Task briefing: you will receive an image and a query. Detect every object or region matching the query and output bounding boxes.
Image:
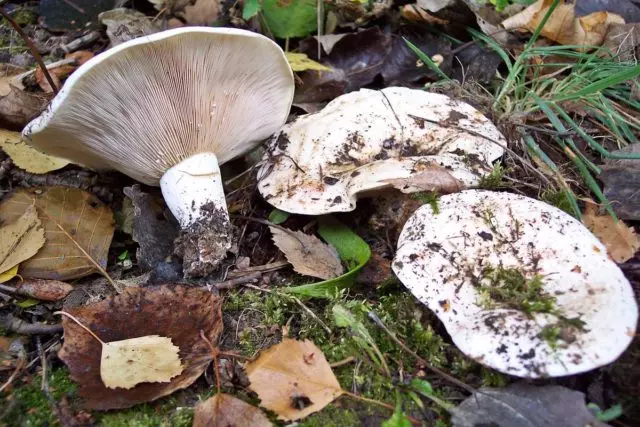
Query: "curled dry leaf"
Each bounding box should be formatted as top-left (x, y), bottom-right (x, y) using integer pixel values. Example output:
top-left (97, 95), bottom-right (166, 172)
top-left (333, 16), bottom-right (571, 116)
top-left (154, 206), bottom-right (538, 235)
top-left (193, 393), bottom-right (272, 427)
top-left (270, 227), bottom-right (344, 280)
top-left (0, 70), bottom-right (52, 131)
top-left (583, 201), bottom-right (640, 263)
top-left (245, 337), bottom-right (343, 421)
top-left (58, 285), bottom-right (222, 409)
top-left (382, 164), bottom-right (464, 194)
top-left (0, 205), bottom-right (45, 275)
top-left (0, 129), bottom-right (70, 174)
top-left (15, 278), bottom-right (73, 301)
top-left (502, 0), bottom-right (624, 46)
top-left (0, 187), bottom-right (115, 280)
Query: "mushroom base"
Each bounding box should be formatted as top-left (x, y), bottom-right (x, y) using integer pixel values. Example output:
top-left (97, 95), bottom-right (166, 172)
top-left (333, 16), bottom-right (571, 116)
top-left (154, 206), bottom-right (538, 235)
top-left (174, 202), bottom-right (233, 278)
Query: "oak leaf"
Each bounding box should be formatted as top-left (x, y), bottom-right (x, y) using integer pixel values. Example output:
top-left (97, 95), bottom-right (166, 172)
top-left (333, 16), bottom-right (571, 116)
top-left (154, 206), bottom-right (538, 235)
top-left (58, 285), bottom-right (223, 409)
top-left (270, 227), bottom-right (344, 280)
top-left (0, 205), bottom-right (45, 275)
top-left (0, 129), bottom-right (70, 173)
top-left (583, 201), bottom-right (640, 263)
top-left (193, 393), bottom-right (272, 427)
top-left (245, 338), bottom-right (343, 421)
top-left (0, 187), bottom-right (115, 280)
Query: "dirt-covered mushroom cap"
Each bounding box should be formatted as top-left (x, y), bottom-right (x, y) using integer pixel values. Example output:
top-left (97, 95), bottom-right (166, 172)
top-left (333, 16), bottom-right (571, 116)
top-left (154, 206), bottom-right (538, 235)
top-left (257, 87), bottom-right (505, 215)
top-left (392, 190), bottom-right (638, 378)
top-left (23, 27), bottom-right (294, 276)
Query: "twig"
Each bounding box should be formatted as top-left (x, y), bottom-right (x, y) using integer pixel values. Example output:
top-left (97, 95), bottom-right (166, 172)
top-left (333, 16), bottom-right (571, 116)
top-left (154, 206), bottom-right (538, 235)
top-left (200, 330), bottom-right (221, 394)
top-left (0, 6), bottom-right (59, 94)
top-left (214, 272), bottom-right (262, 290)
top-left (2, 314), bottom-right (62, 335)
top-left (37, 337), bottom-right (68, 427)
top-left (227, 260), bottom-right (289, 278)
top-left (330, 356), bottom-right (355, 368)
top-left (218, 350), bottom-right (252, 361)
top-left (230, 215), bottom-right (312, 253)
top-left (368, 312), bottom-right (476, 394)
top-left (0, 355), bottom-right (24, 393)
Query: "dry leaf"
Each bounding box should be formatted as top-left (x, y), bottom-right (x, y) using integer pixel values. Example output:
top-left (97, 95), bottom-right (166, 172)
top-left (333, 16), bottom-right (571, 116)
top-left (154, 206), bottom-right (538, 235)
top-left (181, 0), bottom-right (221, 25)
top-left (58, 285), bottom-right (223, 409)
top-left (382, 165), bottom-right (465, 194)
top-left (0, 69), bottom-right (52, 130)
top-left (0, 265), bottom-right (19, 284)
top-left (0, 129), bottom-right (70, 173)
top-left (0, 187), bottom-right (115, 280)
top-left (193, 393), bottom-right (272, 427)
top-left (14, 278), bottom-right (73, 301)
top-left (502, 0), bottom-right (624, 46)
top-left (0, 205), bottom-right (45, 275)
top-left (245, 338), bottom-right (343, 421)
top-left (285, 52), bottom-right (332, 72)
top-left (36, 51), bottom-right (94, 93)
top-left (270, 227), bottom-right (344, 280)
top-left (583, 201), bottom-right (640, 263)
top-left (101, 336), bottom-right (183, 389)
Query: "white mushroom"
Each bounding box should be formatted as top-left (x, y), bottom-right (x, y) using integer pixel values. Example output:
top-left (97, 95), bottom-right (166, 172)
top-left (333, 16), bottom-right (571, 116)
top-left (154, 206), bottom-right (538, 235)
top-left (392, 190), bottom-right (638, 378)
top-left (22, 27), bottom-right (294, 277)
top-left (257, 87), bottom-right (505, 215)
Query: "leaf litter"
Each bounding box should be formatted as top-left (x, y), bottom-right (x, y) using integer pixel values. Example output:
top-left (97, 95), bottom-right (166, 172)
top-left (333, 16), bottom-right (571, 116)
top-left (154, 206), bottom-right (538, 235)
top-left (0, 204), bottom-right (45, 275)
top-left (193, 393), bottom-right (272, 427)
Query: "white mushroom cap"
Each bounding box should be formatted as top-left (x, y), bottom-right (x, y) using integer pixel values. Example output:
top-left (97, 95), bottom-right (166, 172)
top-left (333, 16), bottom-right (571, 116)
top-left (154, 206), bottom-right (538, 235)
top-left (392, 190), bottom-right (638, 378)
top-left (23, 27), bottom-right (294, 186)
top-left (257, 87), bottom-right (505, 215)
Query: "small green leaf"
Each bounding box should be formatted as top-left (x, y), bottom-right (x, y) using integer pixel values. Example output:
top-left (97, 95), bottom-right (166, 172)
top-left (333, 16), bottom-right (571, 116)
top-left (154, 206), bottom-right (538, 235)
top-left (117, 250), bottom-right (129, 261)
top-left (243, 0), bottom-right (261, 20)
top-left (410, 378), bottom-right (434, 397)
top-left (262, 0), bottom-right (317, 39)
top-left (382, 404), bottom-right (412, 427)
top-left (588, 403), bottom-right (624, 422)
top-left (16, 298), bottom-right (39, 308)
top-left (285, 216), bottom-right (371, 298)
top-left (268, 208), bottom-right (290, 225)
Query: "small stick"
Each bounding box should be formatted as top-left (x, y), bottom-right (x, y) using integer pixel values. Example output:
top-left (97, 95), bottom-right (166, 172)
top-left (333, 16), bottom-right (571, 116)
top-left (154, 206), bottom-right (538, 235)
top-left (200, 330), bottom-right (221, 394)
top-left (214, 272), bottom-right (262, 290)
top-left (54, 311), bottom-right (105, 344)
top-left (330, 356), bottom-right (355, 368)
top-left (0, 6), bottom-right (59, 94)
top-left (2, 314), bottom-right (62, 335)
top-left (227, 260), bottom-right (289, 277)
top-left (0, 355), bottom-right (24, 393)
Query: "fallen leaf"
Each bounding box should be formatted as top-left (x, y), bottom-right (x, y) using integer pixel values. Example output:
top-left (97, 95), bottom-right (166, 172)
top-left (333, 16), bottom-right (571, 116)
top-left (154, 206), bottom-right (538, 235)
top-left (14, 278), bottom-right (73, 301)
top-left (0, 265), bottom-right (19, 284)
top-left (502, 0), bottom-right (625, 47)
top-left (285, 52), bottom-right (332, 72)
top-left (101, 335), bottom-right (183, 389)
top-left (58, 285), bottom-right (222, 409)
top-left (193, 393), bottom-right (272, 427)
top-left (583, 201), bottom-right (640, 263)
top-left (382, 165), bottom-right (465, 194)
top-left (451, 383), bottom-right (608, 427)
top-left (270, 226), bottom-right (344, 280)
top-left (0, 205), bottom-right (46, 275)
top-left (402, 4), bottom-right (450, 25)
top-left (0, 73), bottom-right (52, 131)
top-left (39, 0), bottom-right (120, 31)
top-left (0, 129), bottom-right (70, 173)
top-left (123, 185), bottom-right (179, 271)
top-left (181, 0), bottom-right (221, 25)
top-left (0, 187), bottom-right (115, 280)
top-left (245, 338), bottom-right (343, 421)
top-left (99, 8), bottom-right (162, 46)
top-left (575, 0), bottom-right (640, 23)
top-left (417, 0), bottom-right (456, 12)
top-left (600, 144), bottom-right (640, 220)
top-left (262, 0), bottom-right (317, 39)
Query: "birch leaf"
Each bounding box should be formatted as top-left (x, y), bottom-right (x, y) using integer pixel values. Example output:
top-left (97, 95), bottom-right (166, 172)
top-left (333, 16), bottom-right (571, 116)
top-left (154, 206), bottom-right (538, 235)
top-left (193, 393), bottom-right (272, 427)
top-left (0, 205), bottom-right (45, 274)
top-left (0, 129), bottom-right (69, 174)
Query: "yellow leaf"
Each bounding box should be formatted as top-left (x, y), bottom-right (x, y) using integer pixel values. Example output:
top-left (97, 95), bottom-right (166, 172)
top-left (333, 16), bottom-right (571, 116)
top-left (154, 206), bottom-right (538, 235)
top-left (0, 265), bottom-right (19, 283)
top-left (0, 129), bottom-right (70, 174)
top-left (583, 201), bottom-right (640, 263)
top-left (100, 335), bottom-right (183, 389)
top-left (0, 205), bottom-right (45, 275)
top-left (245, 338), bottom-right (343, 421)
top-left (285, 52), bottom-right (332, 72)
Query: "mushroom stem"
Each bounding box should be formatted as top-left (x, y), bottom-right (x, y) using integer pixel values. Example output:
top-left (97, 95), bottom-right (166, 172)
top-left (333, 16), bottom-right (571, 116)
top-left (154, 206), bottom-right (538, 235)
top-left (160, 152), bottom-right (228, 229)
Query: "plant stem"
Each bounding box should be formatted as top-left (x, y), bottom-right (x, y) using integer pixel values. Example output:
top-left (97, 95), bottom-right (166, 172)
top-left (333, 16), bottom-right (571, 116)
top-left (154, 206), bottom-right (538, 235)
top-left (342, 390), bottom-right (421, 424)
top-left (54, 311), bottom-right (105, 344)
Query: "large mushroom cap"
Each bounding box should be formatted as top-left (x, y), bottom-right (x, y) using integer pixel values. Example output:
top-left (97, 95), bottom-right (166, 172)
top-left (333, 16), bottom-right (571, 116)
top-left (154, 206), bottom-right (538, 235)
top-left (257, 87), bottom-right (505, 215)
top-left (392, 190), bottom-right (638, 378)
top-left (23, 27), bottom-right (294, 186)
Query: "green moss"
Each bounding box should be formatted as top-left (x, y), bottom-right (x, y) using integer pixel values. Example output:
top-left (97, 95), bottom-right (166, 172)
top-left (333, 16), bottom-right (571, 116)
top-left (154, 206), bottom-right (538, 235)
top-left (541, 189), bottom-right (575, 217)
top-left (3, 368), bottom-right (77, 427)
top-left (98, 398), bottom-right (193, 427)
top-left (478, 162), bottom-right (508, 189)
top-left (412, 192), bottom-right (440, 214)
top-left (11, 9), bottom-right (38, 26)
top-left (299, 404), bottom-right (366, 427)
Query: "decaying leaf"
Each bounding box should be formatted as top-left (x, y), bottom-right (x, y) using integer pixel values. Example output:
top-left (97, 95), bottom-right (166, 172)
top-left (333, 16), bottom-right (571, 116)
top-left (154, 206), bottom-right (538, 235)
top-left (0, 71), bottom-right (52, 131)
top-left (382, 165), bottom-right (465, 194)
top-left (58, 285), bottom-right (222, 409)
top-left (285, 52), bottom-right (332, 72)
top-left (0, 187), bottom-right (115, 281)
top-left (39, 0), bottom-right (120, 31)
top-left (452, 383), bottom-right (608, 427)
top-left (101, 335), bottom-right (183, 390)
top-left (583, 201), bottom-right (640, 263)
top-left (502, 0), bottom-right (624, 47)
top-left (0, 205), bottom-right (45, 275)
top-left (193, 393), bottom-right (272, 427)
top-left (600, 144), bottom-right (640, 220)
top-left (245, 338), bottom-right (343, 421)
top-left (14, 278), bottom-right (73, 301)
top-left (35, 51), bottom-right (94, 93)
top-left (270, 227), bottom-right (344, 280)
top-left (99, 8), bottom-right (162, 46)
top-left (0, 129), bottom-right (70, 173)
top-left (182, 0), bottom-right (222, 25)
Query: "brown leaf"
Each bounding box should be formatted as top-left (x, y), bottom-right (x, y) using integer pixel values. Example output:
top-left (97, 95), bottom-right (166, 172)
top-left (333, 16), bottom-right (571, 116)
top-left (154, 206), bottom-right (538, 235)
top-left (35, 51), bottom-right (94, 93)
top-left (270, 227), bottom-right (344, 280)
top-left (583, 201), bottom-right (640, 263)
top-left (181, 0), bottom-right (221, 25)
top-left (0, 205), bottom-right (45, 275)
top-left (245, 338), bottom-right (343, 421)
top-left (58, 285), bottom-right (223, 409)
top-left (0, 187), bottom-right (115, 280)
top-left (502, 0), bottom-right (624, 46)
top-left (14, 278), bottom-right (73, 301)
top-left (0, 129), bottom-right (70, 173)
top-left (0, 73), bottom-right (52, 130)
top-left (382, 165), bottom-right (464, 194)
top-left (193, 393), bottom-right (272, 427)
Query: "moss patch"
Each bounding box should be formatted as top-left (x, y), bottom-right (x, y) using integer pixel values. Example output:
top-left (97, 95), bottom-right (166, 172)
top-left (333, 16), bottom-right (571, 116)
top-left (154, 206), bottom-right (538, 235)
top-left (97, 397), bottom-right (194, 427)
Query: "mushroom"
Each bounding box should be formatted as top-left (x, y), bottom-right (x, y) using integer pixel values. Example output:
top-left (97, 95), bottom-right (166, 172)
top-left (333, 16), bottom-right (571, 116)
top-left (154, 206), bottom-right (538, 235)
top-left (392, 190), bottom-right (638, 378)
top-left (257, 87), bottom-right (505, 215)
top-left (22, 27), bottom-right (295, 277)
